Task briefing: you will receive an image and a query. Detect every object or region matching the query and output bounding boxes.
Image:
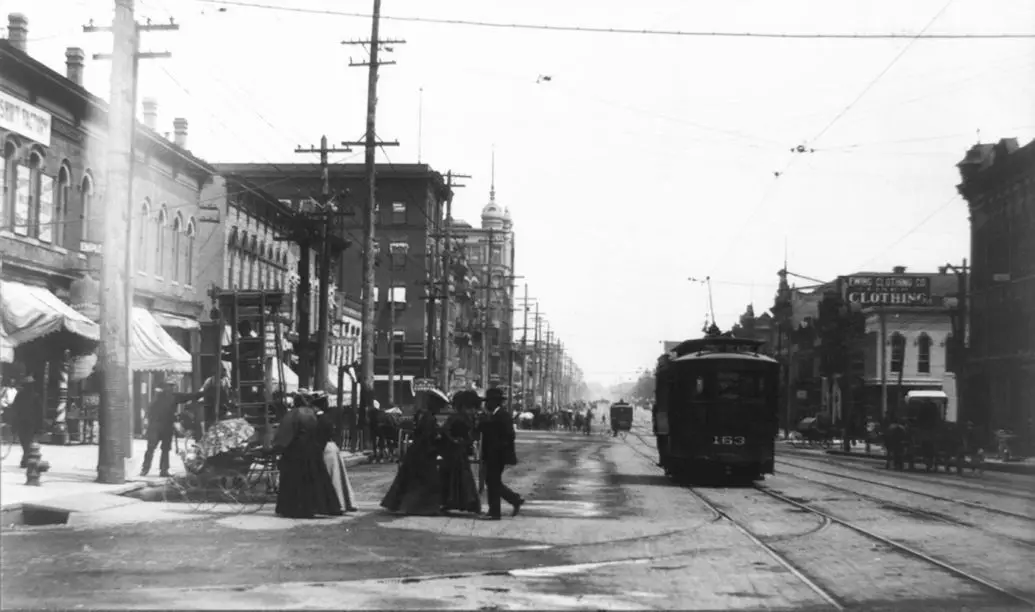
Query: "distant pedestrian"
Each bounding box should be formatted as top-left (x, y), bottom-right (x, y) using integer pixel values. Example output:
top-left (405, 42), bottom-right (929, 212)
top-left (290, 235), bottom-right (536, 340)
top-left (141, 382), bottom-right (196, 477)
top-left (478, 388), bottom-right (524, 520)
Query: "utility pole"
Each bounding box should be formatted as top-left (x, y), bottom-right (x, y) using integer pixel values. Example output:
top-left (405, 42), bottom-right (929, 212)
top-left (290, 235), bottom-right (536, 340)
top-left (294, 136), bottom-right (352, 392)
top-left (480, 228), bottom-right (496, 389)
top-left (86, 1), bottom-right (178, 482)
top-left (505, 228), bottom-right (518, 412)
top-left (544, 330), bottom-right (554, 411)
top-left (879, 305), bottom-right (888, 420)
top-left (388, 258), bottom-right (396, 404)
top-left (437, 171), bottom-right (470, 391)
top-left (518, 286), bottom-right (532, 412)
top-left (342, 0), bottom-right (404, 437)
top-left (530, 305), bottom-right (543, 409)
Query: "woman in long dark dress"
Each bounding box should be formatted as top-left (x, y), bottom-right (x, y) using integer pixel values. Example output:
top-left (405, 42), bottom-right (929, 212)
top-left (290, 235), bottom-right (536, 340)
top-left (380, 401), bottom-right (444, 516)
top-left (272, 392), bottom-right (343, 519)
top-left (439, 391), bottom-right (482, 514)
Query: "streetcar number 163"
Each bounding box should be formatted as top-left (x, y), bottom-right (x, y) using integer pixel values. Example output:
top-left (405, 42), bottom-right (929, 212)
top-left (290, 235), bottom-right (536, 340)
top-left (713, 436), bottom-right (746, 446)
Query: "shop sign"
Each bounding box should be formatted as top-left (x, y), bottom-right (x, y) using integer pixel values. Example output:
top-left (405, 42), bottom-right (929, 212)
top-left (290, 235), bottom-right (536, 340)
top-left (841, 275), bottom-right (931, 307)
top-left (0, 90), bottom-right (51, 147)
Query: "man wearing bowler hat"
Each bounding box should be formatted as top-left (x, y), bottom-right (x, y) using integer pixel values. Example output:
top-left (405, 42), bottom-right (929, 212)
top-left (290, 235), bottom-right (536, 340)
top-left (477, 387), bottom-right (524, 520)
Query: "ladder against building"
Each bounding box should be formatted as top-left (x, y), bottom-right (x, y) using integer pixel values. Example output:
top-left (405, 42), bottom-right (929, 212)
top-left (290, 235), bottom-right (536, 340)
top-left (215, 290), bottom-right (287, 446)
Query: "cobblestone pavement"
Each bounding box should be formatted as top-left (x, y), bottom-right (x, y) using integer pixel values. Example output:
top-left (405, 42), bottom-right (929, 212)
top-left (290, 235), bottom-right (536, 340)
top-left (2, 428), bottom-right (1033, 610)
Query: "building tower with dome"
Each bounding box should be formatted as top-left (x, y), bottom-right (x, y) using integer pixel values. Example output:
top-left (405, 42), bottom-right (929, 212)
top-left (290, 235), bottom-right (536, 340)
top-left (445, 152), bottom-right (517, 392)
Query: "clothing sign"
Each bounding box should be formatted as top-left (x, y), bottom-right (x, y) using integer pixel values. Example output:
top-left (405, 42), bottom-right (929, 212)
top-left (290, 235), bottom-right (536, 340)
top-left (0, 90), bottom-right (52, 147)
top-left (841, 275), bottom-right (932, 307)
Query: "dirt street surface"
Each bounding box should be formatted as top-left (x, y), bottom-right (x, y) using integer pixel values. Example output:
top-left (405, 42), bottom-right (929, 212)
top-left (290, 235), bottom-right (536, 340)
top-left (3, 426), bottom-right (1034, 610)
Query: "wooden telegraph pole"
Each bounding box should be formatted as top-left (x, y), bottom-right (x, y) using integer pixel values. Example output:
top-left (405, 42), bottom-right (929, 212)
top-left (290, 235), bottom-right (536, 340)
top-left (85, 1), bottom-right (178, 482)
top-left (437, 171), bottom-right (470, 391)
top-left (294, 136), bottom-right (351, 392)
top-left (342, 0), bottom-right (403, 438)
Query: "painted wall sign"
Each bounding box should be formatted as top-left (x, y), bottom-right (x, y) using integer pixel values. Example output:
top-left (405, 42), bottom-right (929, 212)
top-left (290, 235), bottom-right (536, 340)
top-left (841, 275), bottom-right (932, 307)
top-left (0, 90), bottom-right (52, 147)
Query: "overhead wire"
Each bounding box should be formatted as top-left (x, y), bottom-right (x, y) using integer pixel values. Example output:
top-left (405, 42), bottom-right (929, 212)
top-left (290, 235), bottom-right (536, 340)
top-left (189, 0), bottom-right (1035, 39)
top-left (705, 0), bottom-right (958, 276)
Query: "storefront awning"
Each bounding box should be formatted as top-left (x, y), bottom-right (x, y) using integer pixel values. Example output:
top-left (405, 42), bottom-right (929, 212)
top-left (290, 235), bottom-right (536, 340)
top-left (1, 280), bottom-right (100, 346)
top-left (132, 307), bottom-right (192, 373)
top-left (152, 312), bottom-right (200, 330)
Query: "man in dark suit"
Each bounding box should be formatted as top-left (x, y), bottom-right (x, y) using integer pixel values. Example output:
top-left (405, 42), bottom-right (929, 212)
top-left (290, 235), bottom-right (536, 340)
top-left (141, 382), bottom-right (199, 477)
top-left (477, 388), bottom-right (524, 520)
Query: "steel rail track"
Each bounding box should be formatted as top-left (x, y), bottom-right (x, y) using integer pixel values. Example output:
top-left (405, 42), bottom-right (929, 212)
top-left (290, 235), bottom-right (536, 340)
top-left (780, 446), bottom-right (1035, 499)
top-left (622, 429), bottom-right (1035, 609)
top-left (619, 431), bottom-right (844, 609)
top-left (753, 484), bottom-right (1035, 608)
top-left (778, 457), bottom-right (1035, 521)
top-left (776, 468), bottom-right (1035, 549)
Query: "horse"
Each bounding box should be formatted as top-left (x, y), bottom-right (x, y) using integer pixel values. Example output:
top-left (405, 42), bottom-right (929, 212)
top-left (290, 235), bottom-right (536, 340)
top-left (369, 408), bottom-right (402, 463)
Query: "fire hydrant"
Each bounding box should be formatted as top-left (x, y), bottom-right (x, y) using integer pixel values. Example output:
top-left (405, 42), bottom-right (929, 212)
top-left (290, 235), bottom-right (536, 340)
top-left (24, 442), bottom-right (50, 486)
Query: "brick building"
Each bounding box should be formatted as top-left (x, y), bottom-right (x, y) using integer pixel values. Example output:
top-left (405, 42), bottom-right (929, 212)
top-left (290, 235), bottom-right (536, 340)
top-left (956, 137), bottom-right (1035, 436)
top-left (212, 162), bottom-right (451, 405)
top-left (447, 182), bottom-right (517, 391)
top-left (1, 14), bottom-right (217, 438)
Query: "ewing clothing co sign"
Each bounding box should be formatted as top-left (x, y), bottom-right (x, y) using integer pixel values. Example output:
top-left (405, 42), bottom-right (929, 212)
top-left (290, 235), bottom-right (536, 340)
top-left (841, 275), bottom-right (932, 307)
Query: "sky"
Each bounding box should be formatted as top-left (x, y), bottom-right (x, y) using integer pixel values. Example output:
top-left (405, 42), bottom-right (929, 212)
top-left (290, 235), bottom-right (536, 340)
top-left (9, 0), bottom-right (1035, 387)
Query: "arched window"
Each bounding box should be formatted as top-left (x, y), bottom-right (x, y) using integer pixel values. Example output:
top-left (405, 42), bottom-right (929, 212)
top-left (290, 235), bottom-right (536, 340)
top-left (172, 213), bottom-right (183, 282)
top-left (154, 205), bottom-right (167, 276)
top-left (55, 165), bottom-right (72, 247)
top-left (227, 227), bottom-right (238, 288)
top-left (138, 200), bottom-right (151, 272)
top-left (917, 333), bottom-right (932, 374)
top-left (13, 150), bottom-right (44, 238)
top-left (239, 231), bottom-right (249, 288)
top-left (184, 217), bottom-right (196, 286)
top-left (890, 333), bottom-right (906, 374)
top-left (80, 173), bottom-right (94, 244)
top-left (1, 138), bottom-right (16, 229)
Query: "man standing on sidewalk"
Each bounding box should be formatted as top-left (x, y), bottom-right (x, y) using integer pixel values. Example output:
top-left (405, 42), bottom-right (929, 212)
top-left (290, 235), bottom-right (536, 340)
top-left (140, 382), bottom-right (198, 477)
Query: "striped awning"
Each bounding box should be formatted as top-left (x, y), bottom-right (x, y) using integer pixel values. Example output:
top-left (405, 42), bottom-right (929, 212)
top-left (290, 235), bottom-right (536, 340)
top-left (131, 307), bottom-right (192, 373)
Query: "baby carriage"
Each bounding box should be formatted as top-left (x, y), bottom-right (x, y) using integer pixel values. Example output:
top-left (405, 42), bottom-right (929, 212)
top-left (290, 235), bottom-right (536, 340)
top-left (171, 418), bottom-right (280, 512)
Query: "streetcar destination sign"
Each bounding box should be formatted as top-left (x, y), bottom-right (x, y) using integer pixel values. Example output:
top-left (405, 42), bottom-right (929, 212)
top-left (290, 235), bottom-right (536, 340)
top-left (840, 275), bottom-right (932, 307)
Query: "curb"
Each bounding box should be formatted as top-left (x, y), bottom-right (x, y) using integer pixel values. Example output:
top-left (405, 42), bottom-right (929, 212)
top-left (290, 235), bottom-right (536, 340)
top-left (0, 479), bottom-right (151, 514)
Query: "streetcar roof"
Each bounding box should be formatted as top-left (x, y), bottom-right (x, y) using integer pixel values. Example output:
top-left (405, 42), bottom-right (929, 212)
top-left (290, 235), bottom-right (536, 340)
top-left (669, 352), bottom-right (777, 364)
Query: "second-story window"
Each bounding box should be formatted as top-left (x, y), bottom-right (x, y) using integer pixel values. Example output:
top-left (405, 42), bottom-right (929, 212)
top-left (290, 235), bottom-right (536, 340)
top-left (1, 140), bottom-right (15, 229)
top-left (389, 241), bottom-right (409, 270)
top-left (890, 333), bottom-right (905, 373)
top-left (13, 151), bottom-right (43, 238)
top-left (391, 202), bottom-right (407, 224)
top-left (137, 201), bottom-right (150, 271)
top-left (184, 217), bottom-right (196, 286)
top-left (36, 170), bottom-right (54, 244)
top-left (54, 165), bottom-right (70, 248)
top-left (80, 173), bottom-right (93, 244)
top-left (172, 213), bottom-right (183, 282)
top-left (154, 205), bottom-right (167, 276)
top-left (917, 333), bottom-right (932, 374)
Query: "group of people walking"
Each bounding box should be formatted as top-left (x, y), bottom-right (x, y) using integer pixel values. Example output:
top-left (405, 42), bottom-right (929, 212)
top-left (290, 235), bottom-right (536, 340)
top-left (381, 387), bottom-right (525, 520)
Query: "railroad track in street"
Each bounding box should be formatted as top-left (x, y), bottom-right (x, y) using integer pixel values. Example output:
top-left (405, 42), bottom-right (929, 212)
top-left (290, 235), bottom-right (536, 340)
top-left (780, 446), bottom-right (1035, 499)
top-left (746, 484), bottom-right (1035, 609)
top-left (777, 457), bottom-right (1035, 523)
top-left (620, 430), bottom-right (1035, 610)
top-left (775, 466), bottom-right (1035, 548)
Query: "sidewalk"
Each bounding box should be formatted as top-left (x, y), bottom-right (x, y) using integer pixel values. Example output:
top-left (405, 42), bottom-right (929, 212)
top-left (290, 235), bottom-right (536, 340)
top-left (779, 438), bottom-right (1035, 475)
top-left (1, 440), bottom-right (371, 518)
